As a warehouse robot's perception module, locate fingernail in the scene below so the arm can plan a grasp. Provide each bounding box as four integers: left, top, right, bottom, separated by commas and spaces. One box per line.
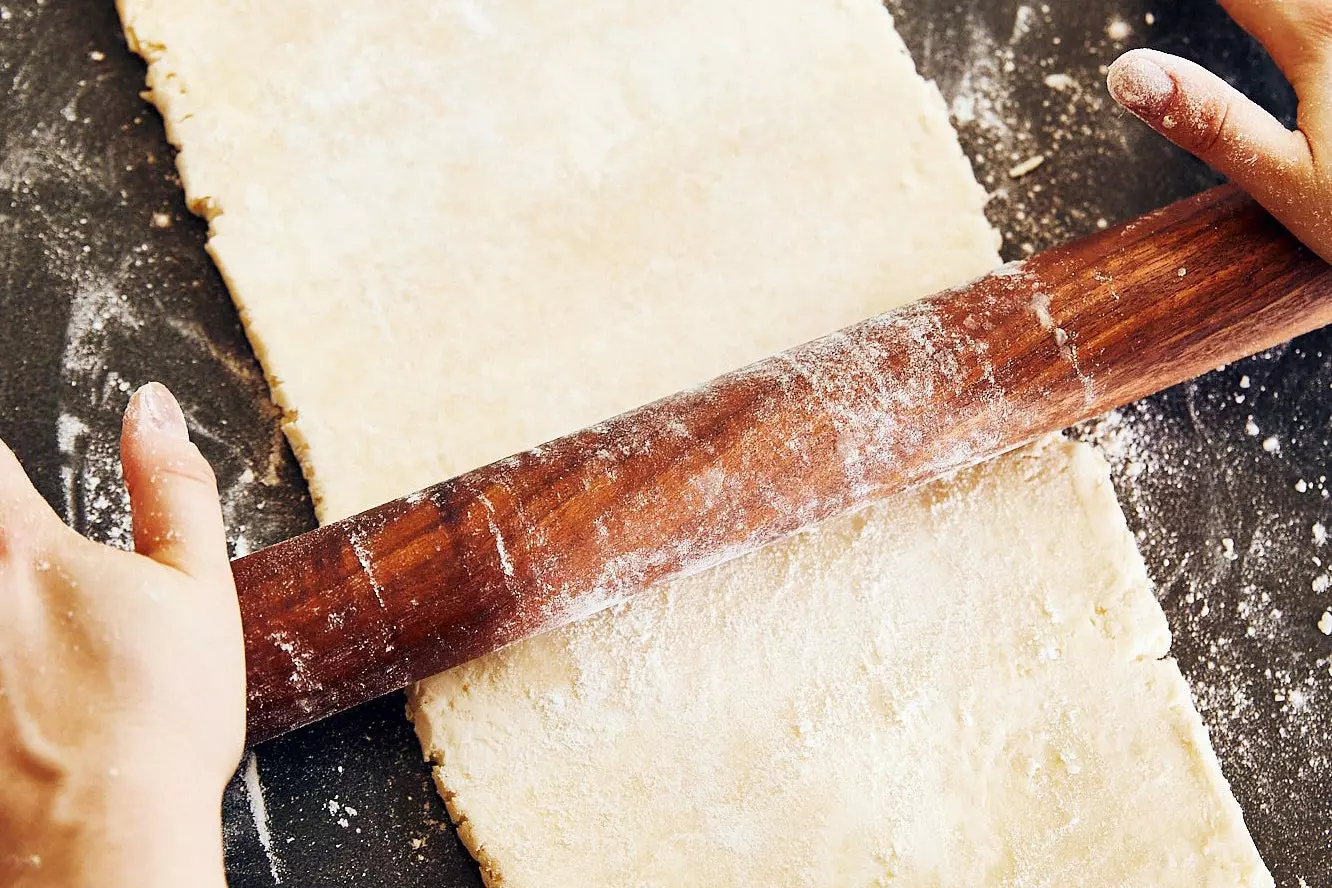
1107, 53, 1175, 117
133, 382, 190, 441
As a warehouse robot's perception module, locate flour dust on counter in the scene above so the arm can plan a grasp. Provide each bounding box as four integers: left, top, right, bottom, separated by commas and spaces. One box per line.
0, 7, 325, 884
1078, 344, 1332, 887
0, 6, 296, 556
887, 0, 1140, 255
116, 0, 1269, 884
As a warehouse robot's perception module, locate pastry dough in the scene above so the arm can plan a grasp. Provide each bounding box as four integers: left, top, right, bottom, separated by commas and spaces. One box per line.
118, 0, 998, 522
413, 440, 1269, 885
116, 0, 1271, 884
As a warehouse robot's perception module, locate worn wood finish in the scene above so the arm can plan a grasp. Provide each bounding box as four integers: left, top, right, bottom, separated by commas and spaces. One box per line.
234, 184, 1332, 744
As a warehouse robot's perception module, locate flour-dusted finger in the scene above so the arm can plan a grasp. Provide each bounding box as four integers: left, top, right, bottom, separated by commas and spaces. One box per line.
119, 383, 231, 581
1107, 49, 1310, 184
1107, 48, 1331, 260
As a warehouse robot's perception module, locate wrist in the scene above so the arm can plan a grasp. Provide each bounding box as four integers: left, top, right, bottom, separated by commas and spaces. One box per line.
17, 765, 226, 888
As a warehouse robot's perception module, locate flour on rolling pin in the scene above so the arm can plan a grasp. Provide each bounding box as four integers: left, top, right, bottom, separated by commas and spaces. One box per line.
349, 257, 1095, 661
239, 182, 1332, 747
453, 291, 1030, 642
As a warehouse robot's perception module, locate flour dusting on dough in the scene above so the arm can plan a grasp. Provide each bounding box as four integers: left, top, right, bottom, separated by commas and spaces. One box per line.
113, 0, 1272, 883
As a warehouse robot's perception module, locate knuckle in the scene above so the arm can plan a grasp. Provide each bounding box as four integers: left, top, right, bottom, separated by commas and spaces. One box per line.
1178, 95, 1233, 159
133, 444, 219, 492
169, 451, 219, 489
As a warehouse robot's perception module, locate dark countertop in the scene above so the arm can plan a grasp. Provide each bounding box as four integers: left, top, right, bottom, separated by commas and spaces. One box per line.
0, 1, 1326, 885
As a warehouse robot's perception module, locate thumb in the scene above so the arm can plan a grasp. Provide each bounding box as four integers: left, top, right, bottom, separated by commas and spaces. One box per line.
1107, 48, 1324, 254
120, 382, 231, 580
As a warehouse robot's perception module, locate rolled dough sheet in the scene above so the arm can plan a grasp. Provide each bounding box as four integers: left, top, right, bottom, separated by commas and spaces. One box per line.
118, 0, 999, 523
414, 440, 1267, 885
116, 0, 1271, 885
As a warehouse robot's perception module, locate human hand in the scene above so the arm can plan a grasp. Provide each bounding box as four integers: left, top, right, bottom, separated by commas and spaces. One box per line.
0, 383, 242, 888
1107, 0, 1332, 262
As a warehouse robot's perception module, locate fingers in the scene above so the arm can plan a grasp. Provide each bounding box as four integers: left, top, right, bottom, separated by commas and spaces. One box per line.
1107, 48, 1311, 184
1220, 0, 1332, 147
1219, 0, 1332, 91
120, 383, 231, 581
1107, 48, 1327, 251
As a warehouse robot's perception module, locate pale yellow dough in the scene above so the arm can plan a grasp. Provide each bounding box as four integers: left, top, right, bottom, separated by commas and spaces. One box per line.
415, 440, 1267, 886
117, 0, 1271, 885
119, 0, 998, 522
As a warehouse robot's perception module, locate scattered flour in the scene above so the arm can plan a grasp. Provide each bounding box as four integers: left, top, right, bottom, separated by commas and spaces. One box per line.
1007, 153, 1046, 178
887, 0, 1157, 257
3, 52, 289, 555
1, 21, 308, 875
1076, 370, 1331, 876
244, 753, 284, 885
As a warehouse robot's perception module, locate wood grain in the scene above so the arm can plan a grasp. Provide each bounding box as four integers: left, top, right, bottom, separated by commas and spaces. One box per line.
234, 185, 1332, 744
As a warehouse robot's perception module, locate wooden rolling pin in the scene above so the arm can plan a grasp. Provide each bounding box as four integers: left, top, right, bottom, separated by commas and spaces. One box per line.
234, 184, 1332, 744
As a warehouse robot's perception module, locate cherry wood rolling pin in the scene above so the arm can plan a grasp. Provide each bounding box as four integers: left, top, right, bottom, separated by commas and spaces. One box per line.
234, 184, 1332, 744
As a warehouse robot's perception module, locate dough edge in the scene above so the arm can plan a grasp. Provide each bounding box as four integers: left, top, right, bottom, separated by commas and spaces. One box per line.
112, 2, 1272, 884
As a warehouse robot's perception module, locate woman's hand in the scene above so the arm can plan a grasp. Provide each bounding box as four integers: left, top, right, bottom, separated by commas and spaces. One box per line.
1108, 0, 1332, 262
0, 383, 242, 888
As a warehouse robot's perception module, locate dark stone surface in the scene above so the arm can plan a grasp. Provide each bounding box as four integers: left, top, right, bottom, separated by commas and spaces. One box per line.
0, 1, 1324, 885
